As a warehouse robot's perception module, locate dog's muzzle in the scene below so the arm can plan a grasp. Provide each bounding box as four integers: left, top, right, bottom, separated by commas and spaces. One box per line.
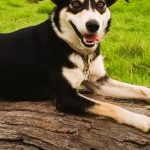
69, 21, 101, 48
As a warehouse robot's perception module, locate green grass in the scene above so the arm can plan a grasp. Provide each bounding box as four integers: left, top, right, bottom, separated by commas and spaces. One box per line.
0, 0, 150, 86
0, 0, 54, 32
102, 0, 150, 85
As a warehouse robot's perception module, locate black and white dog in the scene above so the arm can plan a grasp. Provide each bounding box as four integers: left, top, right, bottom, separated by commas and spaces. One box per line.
0, 0, 150, 132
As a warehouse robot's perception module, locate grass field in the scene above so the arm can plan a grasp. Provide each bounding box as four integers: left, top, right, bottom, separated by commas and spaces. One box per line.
0, 0, 150, 86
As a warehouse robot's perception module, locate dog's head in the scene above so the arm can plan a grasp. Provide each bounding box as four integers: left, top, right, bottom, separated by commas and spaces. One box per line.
51, 0, 120, 55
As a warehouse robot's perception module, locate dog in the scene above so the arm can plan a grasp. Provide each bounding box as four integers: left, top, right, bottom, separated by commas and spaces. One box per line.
0, 0, 150, 132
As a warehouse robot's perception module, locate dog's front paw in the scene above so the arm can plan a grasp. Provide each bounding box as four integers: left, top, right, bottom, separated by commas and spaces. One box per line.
138, 87, 150, 102
124, 112, 150, 132
134, 114, 150, 132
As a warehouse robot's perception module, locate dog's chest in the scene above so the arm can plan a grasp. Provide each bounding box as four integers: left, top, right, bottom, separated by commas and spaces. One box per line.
62, 53, 106, 89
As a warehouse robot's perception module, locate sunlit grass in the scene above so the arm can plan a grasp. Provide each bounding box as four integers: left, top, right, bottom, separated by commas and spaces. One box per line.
0, 0, 54, 32
101, 0, 150, 85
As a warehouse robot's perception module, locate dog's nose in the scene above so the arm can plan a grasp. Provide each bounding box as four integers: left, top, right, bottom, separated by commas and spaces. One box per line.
86, 20, 100, 33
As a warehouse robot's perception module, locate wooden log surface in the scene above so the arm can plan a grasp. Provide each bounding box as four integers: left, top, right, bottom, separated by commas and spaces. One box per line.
0, 95, 150, 150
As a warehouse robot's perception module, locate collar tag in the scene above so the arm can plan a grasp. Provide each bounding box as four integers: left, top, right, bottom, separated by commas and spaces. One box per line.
82, 55, 92, 80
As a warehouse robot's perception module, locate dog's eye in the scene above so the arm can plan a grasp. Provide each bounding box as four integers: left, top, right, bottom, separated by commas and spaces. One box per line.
97, 1, 105, 8
70, 1, 82, 11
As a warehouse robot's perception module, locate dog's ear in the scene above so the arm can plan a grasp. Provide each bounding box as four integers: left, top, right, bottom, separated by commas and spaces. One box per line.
105, 0, 117, 7
106, 0, 129, 7
51, 0, 62, 5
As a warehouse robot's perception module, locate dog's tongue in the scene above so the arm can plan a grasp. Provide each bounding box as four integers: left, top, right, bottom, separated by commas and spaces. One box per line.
84, 34, 101, 42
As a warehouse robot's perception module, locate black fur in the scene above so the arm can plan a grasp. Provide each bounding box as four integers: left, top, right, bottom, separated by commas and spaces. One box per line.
105, 0, 117, 7
105, 0, 129, 7
67, 0, 107, 14
1, 17, 98, 116
105, 18, 111, 33
0, 0, 113, 114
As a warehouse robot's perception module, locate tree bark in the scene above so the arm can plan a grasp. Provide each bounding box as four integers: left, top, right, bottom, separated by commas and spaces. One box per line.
0, 95, 150, 150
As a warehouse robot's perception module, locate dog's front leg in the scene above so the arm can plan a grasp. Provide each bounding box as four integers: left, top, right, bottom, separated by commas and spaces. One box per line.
85, 78, 150, 102
61, 63, 150, 132
87, 55, 150, 102
80, 94, 150, 132
57, 86, 150, 132
82, 94, 150, 132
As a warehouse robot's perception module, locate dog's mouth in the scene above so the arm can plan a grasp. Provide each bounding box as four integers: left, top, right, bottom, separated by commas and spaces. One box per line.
70, 21, 101, 48
82, 34, 100, 47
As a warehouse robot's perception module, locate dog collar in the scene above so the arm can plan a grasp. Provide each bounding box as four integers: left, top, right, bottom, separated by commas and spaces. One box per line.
82, 53, 96, 80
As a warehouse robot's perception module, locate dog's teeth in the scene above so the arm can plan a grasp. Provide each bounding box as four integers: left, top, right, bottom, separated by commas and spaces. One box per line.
83, 38, 95, 45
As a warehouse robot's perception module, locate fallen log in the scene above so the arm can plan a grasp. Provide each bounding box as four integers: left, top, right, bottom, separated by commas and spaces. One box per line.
0, 95, 150, 150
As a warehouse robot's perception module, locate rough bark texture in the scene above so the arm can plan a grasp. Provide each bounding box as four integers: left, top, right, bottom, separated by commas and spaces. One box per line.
0, 95, 150, 150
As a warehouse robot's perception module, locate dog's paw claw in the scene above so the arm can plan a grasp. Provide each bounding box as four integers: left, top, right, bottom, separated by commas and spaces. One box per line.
138, 115, 150, 132
133, 115, 150, 132
124, 112, 150, 132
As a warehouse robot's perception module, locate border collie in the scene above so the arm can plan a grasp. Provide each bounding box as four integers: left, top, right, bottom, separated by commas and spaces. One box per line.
0, 0, 150, 132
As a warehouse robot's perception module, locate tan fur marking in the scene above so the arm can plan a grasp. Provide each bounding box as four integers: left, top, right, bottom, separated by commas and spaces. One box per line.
86, 102, 150, 132
87, 103, 125, 123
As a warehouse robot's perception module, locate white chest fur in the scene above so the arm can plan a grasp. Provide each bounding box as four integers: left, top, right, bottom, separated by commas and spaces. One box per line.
62, 53, 106, 89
